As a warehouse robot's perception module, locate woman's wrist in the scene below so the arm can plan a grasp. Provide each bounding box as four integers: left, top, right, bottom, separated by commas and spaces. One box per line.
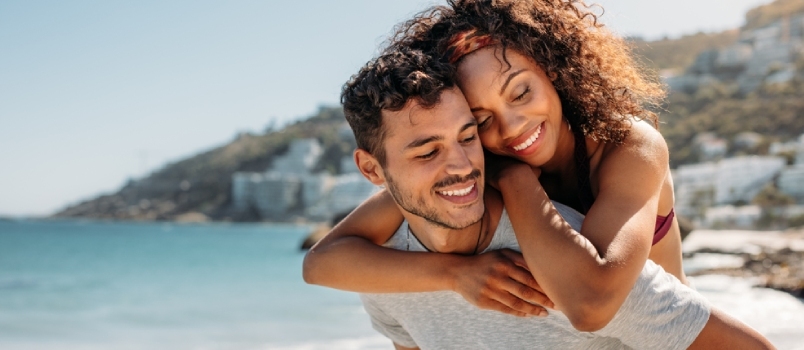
497, 165, 540, 192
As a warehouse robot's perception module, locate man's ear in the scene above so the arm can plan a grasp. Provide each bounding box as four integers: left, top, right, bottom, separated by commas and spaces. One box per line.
354, 149, 386, 186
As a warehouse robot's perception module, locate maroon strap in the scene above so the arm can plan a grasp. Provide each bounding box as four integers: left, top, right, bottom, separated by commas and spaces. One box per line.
652, 208, 675, 245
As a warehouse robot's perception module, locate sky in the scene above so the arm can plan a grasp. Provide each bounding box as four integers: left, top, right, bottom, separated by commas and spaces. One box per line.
0, 0, 774, 217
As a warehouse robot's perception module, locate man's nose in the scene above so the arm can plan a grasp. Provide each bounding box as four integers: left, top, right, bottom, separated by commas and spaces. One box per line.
444, 144, 474, 176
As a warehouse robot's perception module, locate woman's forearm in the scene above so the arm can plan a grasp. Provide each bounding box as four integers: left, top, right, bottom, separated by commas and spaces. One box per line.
497, 169, 648, 331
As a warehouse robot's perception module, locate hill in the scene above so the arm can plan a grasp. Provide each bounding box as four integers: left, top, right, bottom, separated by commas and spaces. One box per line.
54, 107, 354, 222
661, 61, 804, 167
629, 30, 740, 72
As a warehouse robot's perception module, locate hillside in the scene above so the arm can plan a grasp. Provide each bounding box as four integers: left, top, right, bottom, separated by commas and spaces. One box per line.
629, 30, 740, 71
661, 61, 804, 167
54, 107, 354, 222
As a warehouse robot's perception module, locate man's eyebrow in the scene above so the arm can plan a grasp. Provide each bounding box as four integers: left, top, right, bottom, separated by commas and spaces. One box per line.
405, 135, 443, 150
404, 120, 476, 149
499, 69, 526, 95
459, 120, 478, 132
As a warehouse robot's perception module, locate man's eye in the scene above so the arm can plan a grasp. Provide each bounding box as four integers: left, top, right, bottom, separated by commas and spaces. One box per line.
417, 150, 437, 159
461, 135, 477, 143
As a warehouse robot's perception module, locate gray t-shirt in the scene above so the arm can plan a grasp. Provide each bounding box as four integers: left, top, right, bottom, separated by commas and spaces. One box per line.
360, 203, 710, 349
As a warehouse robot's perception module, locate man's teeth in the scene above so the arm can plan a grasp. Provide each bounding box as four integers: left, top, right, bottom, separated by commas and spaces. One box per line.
513, 124, 542, 151
438, 184, 474, 197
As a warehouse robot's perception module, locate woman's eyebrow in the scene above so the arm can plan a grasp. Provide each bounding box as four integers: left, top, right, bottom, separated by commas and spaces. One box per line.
499, 69, 526, 95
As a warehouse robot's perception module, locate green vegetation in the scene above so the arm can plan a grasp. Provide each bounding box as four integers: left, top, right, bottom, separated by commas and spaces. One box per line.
660, 59, 804, 167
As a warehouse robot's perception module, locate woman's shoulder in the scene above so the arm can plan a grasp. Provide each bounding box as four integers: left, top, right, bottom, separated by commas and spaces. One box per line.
603, 119, 668, 158
597, 119, 668, 171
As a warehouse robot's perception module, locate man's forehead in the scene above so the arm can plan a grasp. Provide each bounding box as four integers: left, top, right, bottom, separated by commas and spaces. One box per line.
380, 89, 473, 139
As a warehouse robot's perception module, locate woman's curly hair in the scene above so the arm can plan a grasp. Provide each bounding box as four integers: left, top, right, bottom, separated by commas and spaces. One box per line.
383, 0, 666, 144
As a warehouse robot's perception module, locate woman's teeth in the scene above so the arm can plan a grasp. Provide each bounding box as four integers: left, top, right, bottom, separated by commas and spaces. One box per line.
513, 124, 542, 151
438, 184, 474, 197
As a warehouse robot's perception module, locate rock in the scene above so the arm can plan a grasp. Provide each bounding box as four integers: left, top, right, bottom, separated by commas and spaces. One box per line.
300, 225, 330, 250
299, 209, 355, 250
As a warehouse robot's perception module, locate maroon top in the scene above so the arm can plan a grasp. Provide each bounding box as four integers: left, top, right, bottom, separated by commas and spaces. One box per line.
652, 208, 675, 246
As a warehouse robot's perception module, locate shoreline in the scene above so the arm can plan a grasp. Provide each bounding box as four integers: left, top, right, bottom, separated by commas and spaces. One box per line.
683, 228, 804, 297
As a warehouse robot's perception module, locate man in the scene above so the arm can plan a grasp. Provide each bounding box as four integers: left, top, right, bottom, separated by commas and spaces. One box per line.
330, 47, 773, 349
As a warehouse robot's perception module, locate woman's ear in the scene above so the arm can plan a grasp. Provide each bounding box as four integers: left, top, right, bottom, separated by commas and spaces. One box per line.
354, 149, 386, 186
548, 71, 558, 82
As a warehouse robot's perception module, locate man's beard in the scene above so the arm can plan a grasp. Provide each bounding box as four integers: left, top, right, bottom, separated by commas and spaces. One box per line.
384, 169, 482, 230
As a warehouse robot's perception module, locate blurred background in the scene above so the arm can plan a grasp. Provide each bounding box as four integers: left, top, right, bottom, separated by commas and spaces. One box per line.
2, 0, 804, 349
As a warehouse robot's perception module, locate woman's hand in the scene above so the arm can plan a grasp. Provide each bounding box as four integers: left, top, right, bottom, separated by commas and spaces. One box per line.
453, 248, 554, 317
484, 151, 540, 191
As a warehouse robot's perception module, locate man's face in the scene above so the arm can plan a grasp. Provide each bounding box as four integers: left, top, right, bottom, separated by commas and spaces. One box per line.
378, 87, 485, 230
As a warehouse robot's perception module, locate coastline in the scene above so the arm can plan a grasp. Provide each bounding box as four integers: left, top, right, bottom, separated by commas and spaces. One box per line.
683, 228, 804, 297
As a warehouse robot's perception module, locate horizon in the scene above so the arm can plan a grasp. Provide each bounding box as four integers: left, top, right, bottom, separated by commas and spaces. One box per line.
0, 0, 774, 217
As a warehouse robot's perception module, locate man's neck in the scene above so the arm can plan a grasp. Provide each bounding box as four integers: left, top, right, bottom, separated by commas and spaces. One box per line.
404, 190, 503, 255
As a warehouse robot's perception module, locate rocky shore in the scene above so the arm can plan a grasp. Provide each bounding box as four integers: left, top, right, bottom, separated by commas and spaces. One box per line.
683, 228, 804, 298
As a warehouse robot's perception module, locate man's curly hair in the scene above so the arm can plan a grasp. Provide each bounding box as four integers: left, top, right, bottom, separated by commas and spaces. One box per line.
341, 47, 457, 165
384, 0, 666, 144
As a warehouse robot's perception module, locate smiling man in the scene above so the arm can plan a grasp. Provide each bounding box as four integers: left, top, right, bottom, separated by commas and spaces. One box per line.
316, 47, 773, 349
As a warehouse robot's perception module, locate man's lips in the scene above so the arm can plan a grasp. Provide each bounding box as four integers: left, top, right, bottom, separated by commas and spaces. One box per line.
435, 182, 479, 204
436, 182, 475, 197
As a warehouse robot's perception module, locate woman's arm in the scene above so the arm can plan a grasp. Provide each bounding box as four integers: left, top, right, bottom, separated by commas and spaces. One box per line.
302, 190, 553, 316
496, 123, 667, 331
689, 308, 775, 350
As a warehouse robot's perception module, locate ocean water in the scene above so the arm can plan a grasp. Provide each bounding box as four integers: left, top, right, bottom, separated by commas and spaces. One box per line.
1, 220, 803, 349
0, 220, 384, 350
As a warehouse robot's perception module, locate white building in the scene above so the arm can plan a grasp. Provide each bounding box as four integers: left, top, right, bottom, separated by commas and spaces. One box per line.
674, 156, 786, 219
306, 173, 380, 220
779, 165, 804, 202
674, 162, 719, 218
231, 137, 378, 221
272, 138, 323, 174
252, 172, 302, 218
714, 156, 786, 205
704, 205, 762, 228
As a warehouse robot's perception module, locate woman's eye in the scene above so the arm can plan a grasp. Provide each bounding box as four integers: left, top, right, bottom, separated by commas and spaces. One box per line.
477, 117, 491, 129
513, 86, 531, 102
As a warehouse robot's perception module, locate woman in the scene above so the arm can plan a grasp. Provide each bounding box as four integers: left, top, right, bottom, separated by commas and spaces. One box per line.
305, 0, 684, 319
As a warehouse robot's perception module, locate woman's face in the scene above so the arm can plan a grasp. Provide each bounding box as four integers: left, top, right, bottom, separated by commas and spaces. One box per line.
456, 47, 570, 169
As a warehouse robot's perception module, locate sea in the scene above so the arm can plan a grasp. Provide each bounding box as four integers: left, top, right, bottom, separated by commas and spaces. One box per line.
1, 220, 803, 350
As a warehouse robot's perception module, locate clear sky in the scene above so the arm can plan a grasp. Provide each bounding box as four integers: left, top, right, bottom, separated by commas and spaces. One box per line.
0, 0, 772, 217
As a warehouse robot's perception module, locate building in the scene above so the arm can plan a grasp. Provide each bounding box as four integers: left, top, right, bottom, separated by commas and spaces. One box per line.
674, 156, 786, 220
779, 165, 804, 203
272, 138, 323, 174
231, 137, 378, 221
704, 205, 762, 228
305, 173, 380, 220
